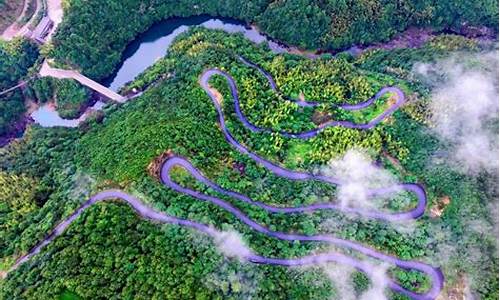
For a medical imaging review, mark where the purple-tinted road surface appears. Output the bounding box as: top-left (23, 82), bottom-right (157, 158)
top-left (9, 59), bottom-right (443, 300)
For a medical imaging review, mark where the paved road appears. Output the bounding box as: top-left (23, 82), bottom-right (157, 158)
top-left (238, 56), bottom-right (379, 110)
top-left (160, 156), bottom-right (442, 300)
top-left (45, 0), bottom-right (62, 41)
top-left (1, 0), bottom-right (30, 39)
top-left (1, 0), bottom-right (41, 40)
top-left (162, 155), bottom-right (425, 221)
top-left (40, 60), bottom-right (125, 102)
top-left (0, 79), bottom-right (31, 97)
top-left (9, 60), bottom-right (443, 299)
top-left (201, 67), bottom-right (404, 139)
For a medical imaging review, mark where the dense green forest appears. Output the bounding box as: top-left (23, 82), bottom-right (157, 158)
top-left (53, 79), bottom-right (91, 119)
top-left (0, 39), bottom-right (38, 91)
top-left (50, 0), bottom-right (498, 80)
top-left (0, 38), bottom-right (39, 137)
top-left (27, 77), bottom-right (92, 119)
top-left (0, 28), bottom-right (497, 299)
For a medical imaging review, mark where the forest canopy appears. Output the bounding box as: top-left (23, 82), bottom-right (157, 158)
top-left (50, 0), bottom-right (498, 80)
top-left (1, 28), bottom-right (497, 299)
top-left (0, 0), bottom-right (497, 298)
top-left (0, 38), bottom-right (39, 136)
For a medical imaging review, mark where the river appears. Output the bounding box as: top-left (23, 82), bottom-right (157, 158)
top-left (102, 15), bottom-right (287, 92)
top-left (32, 16), bottom-right (287, 126)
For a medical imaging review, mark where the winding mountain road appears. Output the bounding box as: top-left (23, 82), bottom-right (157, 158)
top-left (205, 61), bottom-right (405, 139)
top-left (9, 60), bottom-right (443, 299)
top-left (237, 56), bottom-right (381, 111)
top-left (162, 156), bottom-right (426, 221)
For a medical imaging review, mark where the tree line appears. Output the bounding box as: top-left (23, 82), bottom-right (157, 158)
top-left (0, 29), bottom-right (497, 299)
top-left (50, 0), bottom-right (498, 80)
top-left (0, 38), bottom-right (39, 136)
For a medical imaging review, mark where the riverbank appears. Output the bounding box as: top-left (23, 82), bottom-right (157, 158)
top-left (102, 16), bottom-right (497, 93)
top-left (0, 21), bottom-right (494, 147)
top-left (48, 0), bottom-right (498, 82)
top-left (0, 97), bottom-right (37, 147)
top-left (0, 114), bottom-right (32, 147)
top-left (31, 97), bottom-right (106, 128)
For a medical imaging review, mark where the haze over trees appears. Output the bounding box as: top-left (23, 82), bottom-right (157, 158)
top-left (0, 0), bottom-right (498, 299)
top-left (0, 27), bottom-right (497, 299)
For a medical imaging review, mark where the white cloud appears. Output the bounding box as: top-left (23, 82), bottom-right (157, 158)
top-left (213, 230), bottom-right (252, 261)
top-left (359, 264), bottom-right (389, 300)
top-left (324, 263), bottom-right (356, 300)
top-left (321, 150), bottom-right (401, 211)
top-left (415, 50), bottom-right (499, 174)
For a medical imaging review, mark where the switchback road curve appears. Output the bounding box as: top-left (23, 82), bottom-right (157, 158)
top-left (237, 56), bottom-right (383, 111)
top-left (9, 59), bottom-right (443, 299)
